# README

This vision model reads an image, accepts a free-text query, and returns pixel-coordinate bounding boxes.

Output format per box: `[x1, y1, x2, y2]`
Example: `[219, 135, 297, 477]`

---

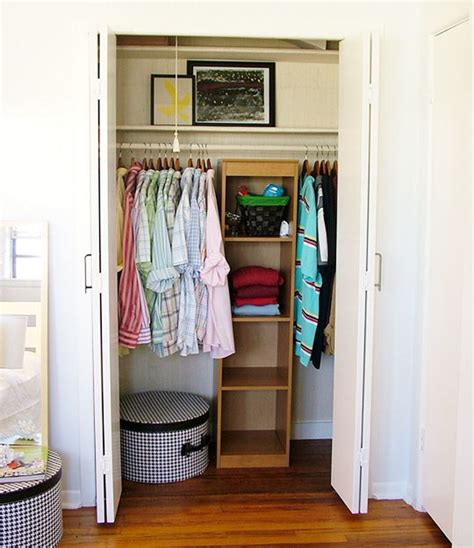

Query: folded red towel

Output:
[235, 285, 280, 298]
[231, 266, 284, 290]
[234, 296, 279, 307]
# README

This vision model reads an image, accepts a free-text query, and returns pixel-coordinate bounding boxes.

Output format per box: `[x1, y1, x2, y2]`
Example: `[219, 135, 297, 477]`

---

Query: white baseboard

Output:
[291, 420, 333, 440]
[370, 481, 408, 500]
[62, 490, 82, 509]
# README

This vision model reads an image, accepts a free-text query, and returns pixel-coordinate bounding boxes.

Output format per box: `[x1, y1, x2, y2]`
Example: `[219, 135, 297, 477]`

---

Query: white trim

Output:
[433, 16, 470, 37]
[62, 490, 82, 510]
[291, 420, 333, 440]
[370, 482, 409, 501]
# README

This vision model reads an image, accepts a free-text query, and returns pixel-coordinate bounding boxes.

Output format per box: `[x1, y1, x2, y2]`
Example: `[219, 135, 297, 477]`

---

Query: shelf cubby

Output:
[217, 159, 298, 468]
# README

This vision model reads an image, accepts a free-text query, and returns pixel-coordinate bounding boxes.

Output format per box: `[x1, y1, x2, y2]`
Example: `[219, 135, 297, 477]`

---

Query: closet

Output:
[89, 31, 379, 523]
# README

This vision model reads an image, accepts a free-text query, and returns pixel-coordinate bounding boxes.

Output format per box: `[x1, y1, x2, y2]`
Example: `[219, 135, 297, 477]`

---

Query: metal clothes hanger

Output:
[163, 142, 169, 170]
[196, 143, 202, 170]
[148, 143, 154, 170]
[187, 143, 194, 167]
[156, 143, 163, 171]
[206, 143, 212, 170]
[169, 142, 175, 170]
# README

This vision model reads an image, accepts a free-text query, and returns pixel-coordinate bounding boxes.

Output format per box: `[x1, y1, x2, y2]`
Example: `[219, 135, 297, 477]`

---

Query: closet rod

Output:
[116, 143, 338, 153]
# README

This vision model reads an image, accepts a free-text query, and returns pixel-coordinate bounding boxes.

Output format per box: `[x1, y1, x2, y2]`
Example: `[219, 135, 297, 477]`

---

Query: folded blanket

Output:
[231, 266, 284, 290]
[232, 304, 280, 316]
[234, 296, 278, 307]
[234, 285, 280, 298]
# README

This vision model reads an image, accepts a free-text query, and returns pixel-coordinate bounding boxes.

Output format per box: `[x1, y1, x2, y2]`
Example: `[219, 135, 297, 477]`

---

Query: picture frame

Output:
[187, 61, 275, 127]
[150, 74, 193, 126]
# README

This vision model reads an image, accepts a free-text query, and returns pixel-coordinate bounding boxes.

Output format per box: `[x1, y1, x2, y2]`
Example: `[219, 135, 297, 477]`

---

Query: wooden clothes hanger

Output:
[163, 143, 169, 170]
[196, 144, 202, 170]
[142, 143, 148, 170]
[156, 143, 163, 171]
[117, 145, 125, 169]
[313, 160, 320, 177]
[148, 143, 154, 170]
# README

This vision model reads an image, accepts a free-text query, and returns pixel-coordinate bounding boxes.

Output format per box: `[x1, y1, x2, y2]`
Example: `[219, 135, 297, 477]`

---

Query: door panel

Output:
[423, 20, 471, 542]
[90, 28, 121, 524]
[331, 32, 379, 514]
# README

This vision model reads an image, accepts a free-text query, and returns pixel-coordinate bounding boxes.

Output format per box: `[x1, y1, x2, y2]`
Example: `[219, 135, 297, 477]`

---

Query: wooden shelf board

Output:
[221, 430, 286, 456]
[224, 236, 294, 243]
[222, 367, 288, 391]
[117, 125, 338, 135]
[117, 45, 339, 64]
[232, 315, 291, 323]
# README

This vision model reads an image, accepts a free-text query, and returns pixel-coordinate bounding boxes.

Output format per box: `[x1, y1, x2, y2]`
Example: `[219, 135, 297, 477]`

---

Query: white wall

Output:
[2, 0, 470, 509]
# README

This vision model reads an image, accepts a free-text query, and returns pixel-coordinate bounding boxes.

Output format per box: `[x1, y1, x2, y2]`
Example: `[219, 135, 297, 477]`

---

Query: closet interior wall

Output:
[116, 36, 339, 439]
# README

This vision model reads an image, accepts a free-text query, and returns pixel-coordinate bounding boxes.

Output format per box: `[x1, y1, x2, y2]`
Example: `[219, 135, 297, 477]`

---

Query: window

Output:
[10, 228, 43, 280]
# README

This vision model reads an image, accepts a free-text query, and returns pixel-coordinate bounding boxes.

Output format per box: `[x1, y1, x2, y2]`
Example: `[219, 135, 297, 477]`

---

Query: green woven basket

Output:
[237, 195, 290, 236]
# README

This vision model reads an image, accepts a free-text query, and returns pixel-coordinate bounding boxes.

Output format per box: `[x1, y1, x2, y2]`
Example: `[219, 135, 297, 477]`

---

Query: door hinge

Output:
[100, 455, 111, 475]
[364, 271, 371, 292]
[368, 84, 374, 104]
[93, 78, 102, 99]
[359, 448, 369, 467]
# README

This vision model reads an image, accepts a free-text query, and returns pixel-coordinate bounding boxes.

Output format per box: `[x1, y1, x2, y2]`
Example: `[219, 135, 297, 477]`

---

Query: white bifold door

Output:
[422, 19, 472, 545]
[331, 32, 379, 514]
[90, 29, 379, 522]
[90, 28, 121, 524]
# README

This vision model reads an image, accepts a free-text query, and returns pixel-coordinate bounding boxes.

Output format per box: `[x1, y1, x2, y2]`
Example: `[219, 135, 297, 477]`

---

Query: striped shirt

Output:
[118, 164, 145, 348]
[131, 170, 151, 344]
[195, 170, 208, 343]
[294, 174, 322, 366]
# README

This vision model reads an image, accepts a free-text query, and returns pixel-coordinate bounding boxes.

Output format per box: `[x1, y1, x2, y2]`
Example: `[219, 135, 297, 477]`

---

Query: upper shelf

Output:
[117, 125, 338, 135]
[117, 46, 339, 64]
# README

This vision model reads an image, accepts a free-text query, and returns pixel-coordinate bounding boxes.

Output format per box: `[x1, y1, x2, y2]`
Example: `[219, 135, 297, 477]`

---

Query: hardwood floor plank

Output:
[61, 441, 449, 547]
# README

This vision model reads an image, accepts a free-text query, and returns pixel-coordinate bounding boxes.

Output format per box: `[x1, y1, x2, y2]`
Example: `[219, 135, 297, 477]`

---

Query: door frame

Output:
[87, 26, 380, 521]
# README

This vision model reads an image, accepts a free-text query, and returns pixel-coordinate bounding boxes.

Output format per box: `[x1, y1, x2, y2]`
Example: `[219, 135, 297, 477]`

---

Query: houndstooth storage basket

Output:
[0, 450, 63, 547]
[120, 391, 210, 484]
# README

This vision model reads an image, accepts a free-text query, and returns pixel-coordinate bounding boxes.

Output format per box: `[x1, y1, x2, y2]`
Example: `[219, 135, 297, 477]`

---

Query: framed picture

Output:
[151, 74, 193, 126]
[187, 61, 275, 127]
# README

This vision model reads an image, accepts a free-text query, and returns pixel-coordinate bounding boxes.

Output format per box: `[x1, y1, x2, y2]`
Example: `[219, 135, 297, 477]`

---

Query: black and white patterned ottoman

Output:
[120, 391, 210, 484]
[0, 450, 63, 547]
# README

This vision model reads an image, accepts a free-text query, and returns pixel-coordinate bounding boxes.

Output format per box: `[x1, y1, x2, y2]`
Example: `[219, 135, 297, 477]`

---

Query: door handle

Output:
[84, 253, 92, 293]
[375, 252, 382, 292]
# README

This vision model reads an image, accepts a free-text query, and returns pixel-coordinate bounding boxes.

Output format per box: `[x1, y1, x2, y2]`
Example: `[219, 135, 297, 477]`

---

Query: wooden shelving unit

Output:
[216, 159, 299, 468]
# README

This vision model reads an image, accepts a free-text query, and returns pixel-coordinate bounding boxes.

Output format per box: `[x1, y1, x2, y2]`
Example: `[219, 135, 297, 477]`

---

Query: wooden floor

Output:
[62, 441, 448, 547]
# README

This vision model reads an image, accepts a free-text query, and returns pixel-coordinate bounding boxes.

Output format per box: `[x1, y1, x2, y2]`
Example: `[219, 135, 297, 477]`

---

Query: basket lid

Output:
[120, 391, 210, 433]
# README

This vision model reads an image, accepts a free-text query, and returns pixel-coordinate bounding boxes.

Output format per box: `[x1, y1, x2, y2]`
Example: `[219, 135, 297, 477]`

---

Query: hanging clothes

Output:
[173, 167, 199, 356]
[294, 172, 322, 367]
[148, 169, 181, 357]
[118, 163, 146, 348]
[116, 166, 127, 273]
[194, 170, 208, 344]
[311, 169, 337, 368]
[201, 169, 235, 359]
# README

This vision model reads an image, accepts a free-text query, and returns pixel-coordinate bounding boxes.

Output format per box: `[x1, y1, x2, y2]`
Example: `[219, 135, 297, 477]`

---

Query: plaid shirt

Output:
[173, 167, 198, 356]
[165, 170, 181, 243]
[147, 170, 169, 348]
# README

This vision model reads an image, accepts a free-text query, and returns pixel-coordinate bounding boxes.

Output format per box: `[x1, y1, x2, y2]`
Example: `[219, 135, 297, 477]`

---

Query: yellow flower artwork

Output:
[158, 79, 191, 123]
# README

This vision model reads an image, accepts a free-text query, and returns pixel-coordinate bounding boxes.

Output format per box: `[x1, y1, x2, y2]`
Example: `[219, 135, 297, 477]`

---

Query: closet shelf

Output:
[117, 125, 338, 135]
[220, 430, 287, 467]
[222, 367, 288, 391]
[224, 236, 294, 243]
[232, 315, 291, 323]
[117, 45, 339, 64]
